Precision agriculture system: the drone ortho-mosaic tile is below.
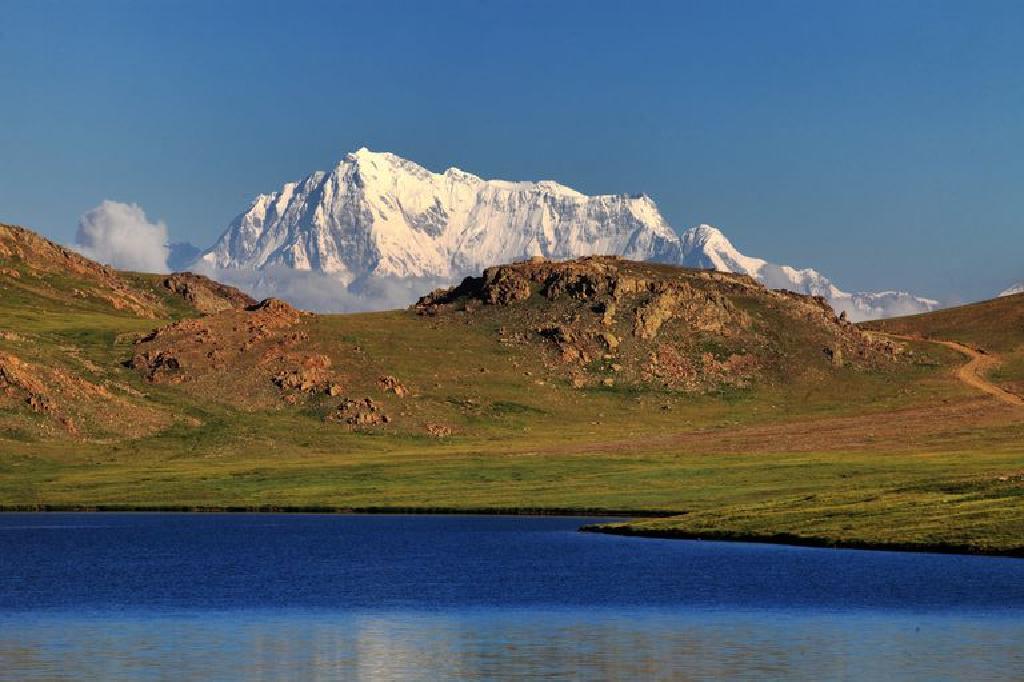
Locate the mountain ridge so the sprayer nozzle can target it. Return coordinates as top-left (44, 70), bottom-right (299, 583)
top-left (195, 148), bottom-right (938, 320)
top-left (199, 148), bottom-right (682, 279)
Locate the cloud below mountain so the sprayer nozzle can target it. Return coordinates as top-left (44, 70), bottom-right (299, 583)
top-left (190, 262), bottom-right (448, 313)
top-left (74, 200), bottom-right (170, 273)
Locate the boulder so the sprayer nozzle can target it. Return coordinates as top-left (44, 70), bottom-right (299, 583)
top-left (326, 397), bottom-right (391, 426)
top-left (425, 422), bottom-right (454, 437)
top-left (378, 375), bottom-right (410, 397)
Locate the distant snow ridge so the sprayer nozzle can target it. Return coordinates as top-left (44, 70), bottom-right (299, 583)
top-left (677, 225), bottom-right (938, 321)
top-left (1000, 283), bottom-right (1024, 297)
top-left (196, 148), bottom-right (936, 320)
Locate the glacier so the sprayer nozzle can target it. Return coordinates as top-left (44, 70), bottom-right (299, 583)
top-left (194, 148), bottom-right (938, 320)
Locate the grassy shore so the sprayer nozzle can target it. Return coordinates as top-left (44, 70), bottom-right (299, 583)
top-left (4, 384), bottom-right (1024, 555)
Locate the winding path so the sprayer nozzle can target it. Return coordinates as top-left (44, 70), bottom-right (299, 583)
top-left (893, 336), bottom-right (1024, 407)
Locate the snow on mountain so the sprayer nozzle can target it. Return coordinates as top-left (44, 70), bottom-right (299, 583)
top-left (195, 148), bottom-right (937, 320)
top-left (677, 225), bottom-right (939, 321)
top-left (999, 283), bottom-right (1024, 297)
top-left (200, 148), bottom-right (680, 283)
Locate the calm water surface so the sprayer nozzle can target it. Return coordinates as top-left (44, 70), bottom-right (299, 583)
top-left (1, 513), bottom-right (1023, 680)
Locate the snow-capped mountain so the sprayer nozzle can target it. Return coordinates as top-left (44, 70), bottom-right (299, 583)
top-left (1000, 283), bottom-right (1024, 297)
top-left (200, 148), bottom-right (681, 281)
top-left (195, 148), bottom-right (937, 319)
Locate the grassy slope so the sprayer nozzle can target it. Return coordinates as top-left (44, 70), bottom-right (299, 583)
top-left (3, 241), bottom-right (1024, 554)
top-left (864, 292), bottom-right (1024, 397)
top-left (4, 301), bottom-right (1024, 553)
top-left (0, 261), bottom-right (199, 439)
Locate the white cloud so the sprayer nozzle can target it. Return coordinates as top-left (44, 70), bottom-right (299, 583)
top-left (192, 262), bottom-right (451, 313)
top-left (74, 200), bottom-right (170, 273)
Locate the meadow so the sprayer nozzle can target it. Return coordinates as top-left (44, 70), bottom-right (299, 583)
top-left (4, 285), bottom-right (1024, 555)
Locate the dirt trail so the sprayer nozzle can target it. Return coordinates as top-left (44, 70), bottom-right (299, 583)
top-left (893, 336), bottom-right (1024, 407)
top-left (537, 336), bottom-right (1024, 458)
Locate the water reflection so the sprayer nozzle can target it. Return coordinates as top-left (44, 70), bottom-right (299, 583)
top-left (2, 608), bottom-right (1022, 680)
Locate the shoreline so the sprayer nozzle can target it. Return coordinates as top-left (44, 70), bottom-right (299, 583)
top-left (3, 505), bottom-right (1022, 558)
top-left (0, 504), bottom-right (676, 518)
top-left (578, 523), bottom-right (1024, 559)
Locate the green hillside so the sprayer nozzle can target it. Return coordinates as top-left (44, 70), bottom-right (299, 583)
top-left (3, 223), bottom-right (1024, 555)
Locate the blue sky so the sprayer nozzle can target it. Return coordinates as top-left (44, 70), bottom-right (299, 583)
top-left (0, 0), bottom-right (1021, 300)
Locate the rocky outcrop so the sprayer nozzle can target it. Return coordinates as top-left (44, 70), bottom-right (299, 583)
top-left (482, 266), bottom-right (533, 305)
top-left (273, 354), bottom-right (333, 393)
top-left (326, 397), bottom-right (390, 427)
top-left (130, 295), bottom-right (333, 409)
top-left (161, 273), bottom-right (256, 314)
top-left (1, 350), bottom-right (170, 438)
top-left (425, 422), bottom-right (454, 437)
top-left (416, 256), bottom-right (623, 313)
top-left (378, 375), bottom-right (409, 397)
top-left (0, 352), bottom-right (58, 421)
top-left (642, 346), bottom-right (760, 391)
top-left (245, 298), bottom-right (303, 325)
top-left (633, 290), bottom-right (683, 339)
top-left (416, 256), bottom-right (902, 394)
top-left (131, 349), bottom-right (184, 383)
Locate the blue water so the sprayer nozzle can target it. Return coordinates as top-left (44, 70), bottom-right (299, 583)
top-left (1, 513), bottom-right (1023, 679)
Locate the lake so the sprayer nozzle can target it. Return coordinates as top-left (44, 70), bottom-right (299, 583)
top-left (1, 513), bottom-right (1022, 680)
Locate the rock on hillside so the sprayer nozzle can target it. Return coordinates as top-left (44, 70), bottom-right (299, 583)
top-left (0, 348), bottom-right (172, 439)
top-left (159, 272), bottom-right (257, 314)
top-left (131, 297), bottom-right (338, 408)
top-left (418, 257), bottom-right (905, 392)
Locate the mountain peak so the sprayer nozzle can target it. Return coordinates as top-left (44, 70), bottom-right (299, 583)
top-left (696, 223), bottom-right (724, 236)
top-left (197, 152), bottom-right (939, 321)
top-left (349, 146), bottom-right (383, 160)
top-left (199, 151), bottom-right (683, 283)
top-left (343, 147), bottom-right (410, 170)
top-left (685, 224), bottom-right (729, 244)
